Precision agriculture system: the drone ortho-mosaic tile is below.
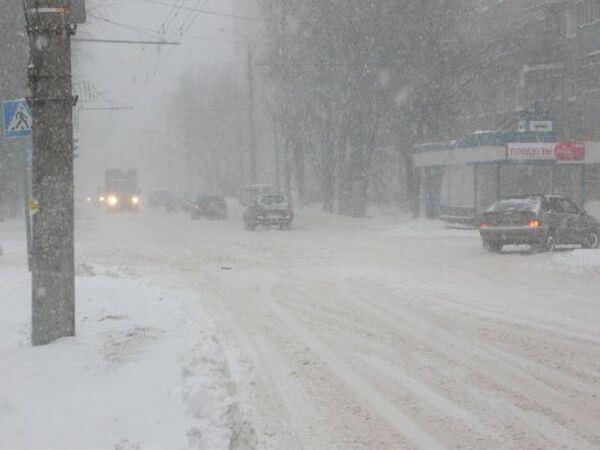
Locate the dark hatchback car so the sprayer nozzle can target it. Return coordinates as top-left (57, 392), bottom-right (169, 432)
top-left (191, 195), bottom-right (228, 220)
top-left (480, 195), bottom-right (600, 253)
top-left (244, 194), bottom-right (293, 230)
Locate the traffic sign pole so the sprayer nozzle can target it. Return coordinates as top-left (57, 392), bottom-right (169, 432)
top-left (25, 1), bottom-right (77, 345)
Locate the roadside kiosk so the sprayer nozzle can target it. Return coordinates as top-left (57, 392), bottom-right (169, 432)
top-left (414, 131), bottom-right (600, 226)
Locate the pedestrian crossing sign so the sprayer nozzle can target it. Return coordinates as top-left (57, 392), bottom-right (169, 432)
top-left (3, 99), bottom-right (33, 139)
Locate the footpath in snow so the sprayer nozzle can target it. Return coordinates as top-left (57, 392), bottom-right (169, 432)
top-left (0, 217), bottom-right (255, 450)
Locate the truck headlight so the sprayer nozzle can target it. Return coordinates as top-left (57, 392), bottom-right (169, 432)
top-left (107, 195), bottom-right (119, 207)
top-left (131, 196), bottom-right (140, 205)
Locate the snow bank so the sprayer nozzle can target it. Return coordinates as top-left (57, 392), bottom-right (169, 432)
top-left (0, 246), bottom-right (242, 450)
top-left (553, 249), bottom-right (600, 275)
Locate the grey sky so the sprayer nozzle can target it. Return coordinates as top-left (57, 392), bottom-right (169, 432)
top-left (75, 0), bottom-right (237, 194)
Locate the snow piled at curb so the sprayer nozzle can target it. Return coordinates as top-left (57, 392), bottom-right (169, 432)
top-left (0, 258), bottom-right (250, 449)
top-left (553, 249), bottom-right (600, 274)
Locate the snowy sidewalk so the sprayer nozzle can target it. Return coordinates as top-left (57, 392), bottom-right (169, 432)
top-left (0, 220), bottom-right (248, 450)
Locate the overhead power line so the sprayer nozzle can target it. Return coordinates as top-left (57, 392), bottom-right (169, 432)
top-left (80, 106), bottom-right (133, 111)
top-left (73, 38), bottom-right (180, 45)
top-left (136, 0), bottom-right (266, 22)
top-left (88, 13), bottom-right (163, 38)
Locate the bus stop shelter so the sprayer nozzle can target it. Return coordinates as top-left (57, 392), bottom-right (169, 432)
top-left (414, 135), bottom-right (600, 225)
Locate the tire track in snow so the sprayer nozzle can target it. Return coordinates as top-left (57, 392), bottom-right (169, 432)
top-left (253, 336), bottom-right (339, 450)
top-left (193, 273), bottom-right (438, 449)
top-left (183, 272), bottom-right (345, 450)
top-left (261, 285), bottom-right (447, 450)
top-left (345, 278), bottom-right (600, 397)
top-left (276, 286), bottom-right (516, 449)
top-left (276, 291), bottom-right (489, 430)
top-left (338, 281), bottom-right (600, 448)
top-left (278, 290), bottom-right (595, 449)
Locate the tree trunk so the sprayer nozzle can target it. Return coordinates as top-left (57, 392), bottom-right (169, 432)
top-left (273, 115), bottom-right (281, 191)
top-left (321, 145), bottom-right (335, 213)
top-left (350, 146), bottom-right (369, 218)
top-left (336, 137), bottom-right (353, 216)
top-left (283, 138), bottom-right (293, 201)
top-left (404, 153), bottom-right (420, 218)
top-left (292, 138), bottom-right (306, 204)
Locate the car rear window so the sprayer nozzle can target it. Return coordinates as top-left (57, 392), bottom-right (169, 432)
top-left (488, 197), bottom-right (541, 213)
top-left (260, 195), bottom-right (286, 205)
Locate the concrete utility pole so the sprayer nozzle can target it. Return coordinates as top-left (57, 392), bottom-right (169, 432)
top-left (25, 1), bottom-right (78, 345)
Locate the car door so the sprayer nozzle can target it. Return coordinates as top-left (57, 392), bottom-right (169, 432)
top-left (543, 198), bottom-right (565, 239)
top-left (562, 198), bottom-right (588, 243)
top-left (558, 198), bottom-right (581, 244)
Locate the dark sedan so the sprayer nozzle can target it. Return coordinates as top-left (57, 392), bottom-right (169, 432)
top-left (191, 195), bottom-right (228, 220)
top-left (244, 194), bottom-right (293, 230)
top-left (480, 195), bottom-right (600, 253)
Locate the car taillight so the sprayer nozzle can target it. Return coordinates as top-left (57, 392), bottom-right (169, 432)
top-left (480, 222), bottom-right (489, 229)
top-left (528, 219), bottom-right (541, 228)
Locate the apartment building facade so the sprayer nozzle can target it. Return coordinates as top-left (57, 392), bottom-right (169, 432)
top-left (457, 0), bottom-right (600, 140)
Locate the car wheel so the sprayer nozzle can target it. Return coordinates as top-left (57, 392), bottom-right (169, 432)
top-left (582, 229), bottom-right (600, 249)
top-left (534, 234), bottom-right (556, 253)
top-left (486, 242), bottom-right (502, 253)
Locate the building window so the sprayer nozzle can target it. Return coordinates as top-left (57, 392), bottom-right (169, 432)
top-left (546, 5), bottom-right (562, 36)
top-left (566, 8), bottom-right (577, 37)
top-left (578, 0), bottom-right (600, 25)
top-left (580, 62), bottom-right (600, 93)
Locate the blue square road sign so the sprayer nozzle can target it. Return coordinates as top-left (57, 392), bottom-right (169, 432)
top-left (3, 99), bottom-right (33, 139)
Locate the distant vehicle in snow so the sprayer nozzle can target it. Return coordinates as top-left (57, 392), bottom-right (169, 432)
top-left (479, 195), bottom-right (600, 253)
top-left (191, 195), bottom-right (228, 220)
top-left (244, 194), bottom-right (293, 230)
top-left (104, 169), bottom-right (140, 212)
top-left (239, 184), bottom-right (273, 207)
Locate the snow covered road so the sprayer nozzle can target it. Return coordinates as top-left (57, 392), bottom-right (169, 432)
top-left (2, 206), bottom-right (600, 449)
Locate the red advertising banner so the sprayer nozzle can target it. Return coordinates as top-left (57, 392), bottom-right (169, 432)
top-left (506, 142), bottom-right (587, 162)
top-left (555, 141), bottom-right (586, 162)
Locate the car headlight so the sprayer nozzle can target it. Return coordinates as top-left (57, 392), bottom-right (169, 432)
top-left (107, 195), bottom-right (119, 207)
top-left (99, 196), bottom-right (106, 203)
top-left (131, 196), bottom-right (140, 205)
